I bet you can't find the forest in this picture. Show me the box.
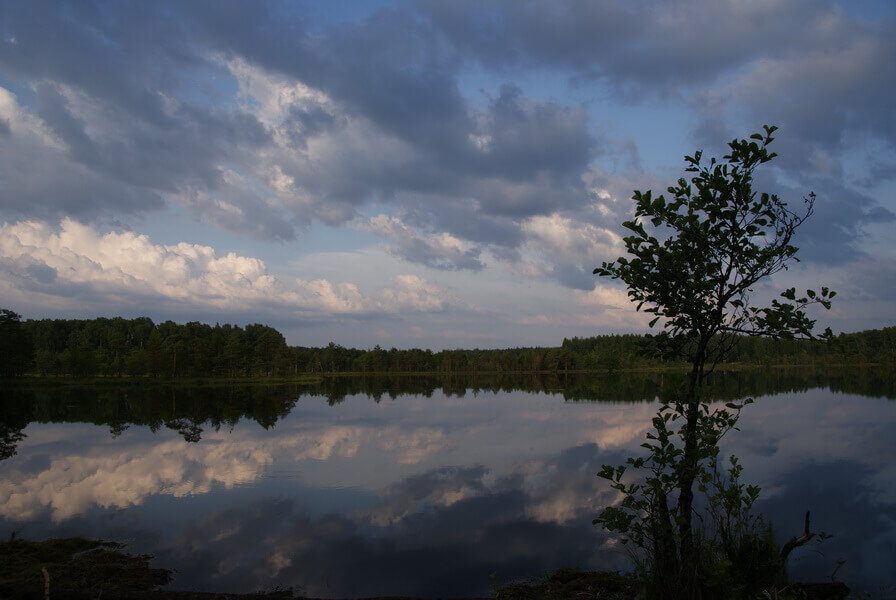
[1,309,894,379]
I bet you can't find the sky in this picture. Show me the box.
[1,0,894,349]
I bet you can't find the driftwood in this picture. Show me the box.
[779,512,850,600]
[780,510,815,563]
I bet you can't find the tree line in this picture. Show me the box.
[1,309,893,379]
[3,365,893,461]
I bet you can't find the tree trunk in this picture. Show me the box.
[676,340,709,594]
[678,399,699,555]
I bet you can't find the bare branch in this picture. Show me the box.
[780,510,816,563]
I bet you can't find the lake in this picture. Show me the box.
[1,368,894,597]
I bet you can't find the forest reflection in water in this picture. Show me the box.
[1,367,894,597]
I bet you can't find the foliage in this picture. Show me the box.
[19,316,291,378]
[594,125,835,367]
[596,394,772,598]
[593,127,834,597]
[3,304,892,380]
[0,309,33,377]
[0,536,171,594]
[695,454,784,598]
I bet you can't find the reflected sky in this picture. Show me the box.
[1,384,894,597]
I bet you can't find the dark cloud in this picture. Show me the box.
[554,264,596,291]
[0,256,92,299]
[0,0,599,250]
[473,84,593,179]
[795,184,894,264]
[402,200,527,249]
[316,8,470,149]
[0,0,270,227]
[417,0,826,88]
[23,263,57,284]
[419,0,896,263]
[717,166,896,265]
[0,0,892,286]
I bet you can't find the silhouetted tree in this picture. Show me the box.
[594,127,834,597]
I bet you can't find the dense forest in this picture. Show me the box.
[1,309,894,379]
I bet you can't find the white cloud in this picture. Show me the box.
[0,219,456,319]
[380,274,452,312]
[362,214,484,271]
[223,58,422,227]
[574,285,653,330]
[507,213,624,289]
[228,57,336,133]
[0,436,274,521]
[522,213,622,261]
[0,423,448,522]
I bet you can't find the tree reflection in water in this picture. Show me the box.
[0,367,893,596]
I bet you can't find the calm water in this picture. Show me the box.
[1,370,895,597]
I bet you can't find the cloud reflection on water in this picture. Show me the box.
[1,384,894,596]
[153,447,630,597]
[1,421,449,521]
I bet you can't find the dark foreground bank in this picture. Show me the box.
[0,538,850,600]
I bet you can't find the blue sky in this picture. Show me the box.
[1,0,894,349]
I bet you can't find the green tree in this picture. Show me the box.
[0,309,34,377]
[146,328,165,377]
[64,329,98,377]
[593,126,834,597]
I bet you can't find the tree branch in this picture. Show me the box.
[780,510,815,563]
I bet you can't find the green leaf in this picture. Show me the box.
[589,127,832,568]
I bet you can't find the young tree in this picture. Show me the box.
[593,126,834,596]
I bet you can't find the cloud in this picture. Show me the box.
[517,213,623,289]
[380,274,456,312]
[154,460,621,595]
[0,0,893,308]
[362,215,484,271]
[223,58,598,234]
[420,0,880,93]
[0,219,455,319]
[684,10,896,259]
[0,85,167,220]
[467,84,595,188]
[0,435,274,522]
[0,2,600,262]
[365,466,488,526]
[0,421,448,522]
[421,0,896,257]
[709,14,896,151]
[7,381,896,593]
[572,284,655,330]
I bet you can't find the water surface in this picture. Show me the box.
[1,369,894,597]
